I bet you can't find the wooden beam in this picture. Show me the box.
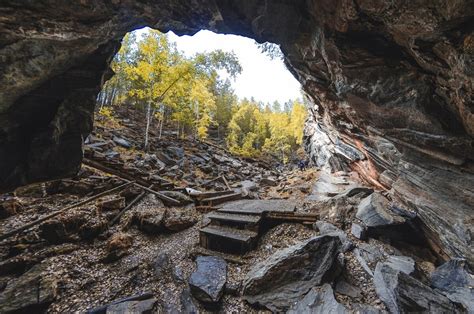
[83,158,180,205]
[0,182,133,241]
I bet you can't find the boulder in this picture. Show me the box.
[113,136,132,148]
[86,292,155,314]
[374,261,459,313]
[431,258,474,312]
[0,197,22,218]
[156,152,176,166]
[167,146,184,159]
[97,197,126,211]
[259,177,278,186]
[356,192,405,227]
[351,223,367,240]
[162,208,197,232]
[152,252,170,278]
[105,298,157,314]
[314,221,353,252]
[242,235,342,312]
[0,263,57,313]
[189,256,227,303]
[335,280,363,298]
[383,255,415,275]
[353,241,391,277]
[40,210,106,243]
[133,208,166,234]
[103,232,133,263]
[287,284,347,314]
[180,288,199,313]
[240,180,258,197]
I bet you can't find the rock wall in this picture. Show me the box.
[0,1,472,263]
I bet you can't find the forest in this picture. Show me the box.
[97,29,307,162]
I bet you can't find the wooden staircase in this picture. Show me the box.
[199,200,306,255]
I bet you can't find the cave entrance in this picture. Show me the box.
[95,27,307,164]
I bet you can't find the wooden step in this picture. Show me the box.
[200,192,242,206]
[207,212,261,231]
[199,225,258,255]
[192,190,235,201]
[217,199,296,215]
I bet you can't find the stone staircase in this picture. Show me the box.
[199,200,299,255]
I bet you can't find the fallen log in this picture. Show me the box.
[83,158,151,187]
[83,158,180,205]
[107,186,151,227]
[195,176,223,188]
[131,183,180,206]
[0,181,133,241]
[222,175,231,191]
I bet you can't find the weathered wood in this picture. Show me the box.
[195,176,223,189]
[200,192,242,206]
[195,206,217,212]
[192,190,234,201]
[83,158,180,205]
[0,182,133,241]
[83,158,151,187]
[132,183,180,205]
[266,212,319,224]
[222,175,231,191]
[108,185,152,227]
[192,247,244,265]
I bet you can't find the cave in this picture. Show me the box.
[1,0,473,308]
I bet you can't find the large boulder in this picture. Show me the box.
[431,258,474,312]
[0,263,58,313]
[356,192,405,227]
[162,208,197,232]
[189,256,227,303]
[374,261,460,313]
[133,208,166,234]
[242,235,342,312]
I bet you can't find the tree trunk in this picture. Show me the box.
[158,106,164,139]
[144,101,151,151]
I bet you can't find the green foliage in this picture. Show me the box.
[98,28,242,141]
[97,28,307,160]
[256,42,284,60]
[226,98,307,162]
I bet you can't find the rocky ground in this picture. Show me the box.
[0,107,472,313]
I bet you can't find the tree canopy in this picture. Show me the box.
[97,29,307,162]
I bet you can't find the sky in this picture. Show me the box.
[134,28,302,104]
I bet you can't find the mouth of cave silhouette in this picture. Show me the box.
[0,3,473,312]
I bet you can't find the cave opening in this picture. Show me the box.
[1,1,473,313]
[94,27,307,163]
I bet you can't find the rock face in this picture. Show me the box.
[374,260,459,313]
[0,1,473,266]
[0,263,58,313]
[356,193,405,227]
[431,258,474,312]
[242,235,341,312]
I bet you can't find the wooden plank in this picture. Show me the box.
[192,247,244,265]
[83,158,180,205]
[200,192,242,206]
[0,181,134,241]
